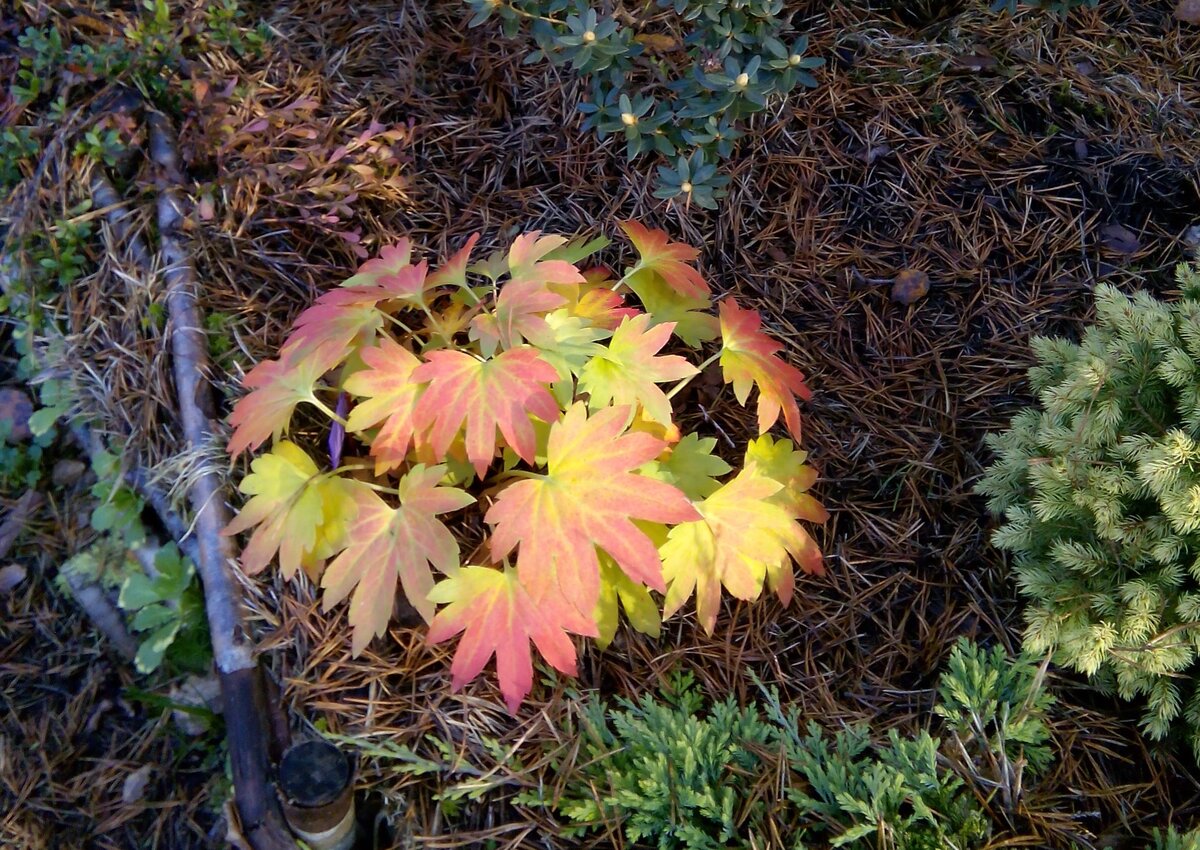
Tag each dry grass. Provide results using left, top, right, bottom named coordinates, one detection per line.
left=5, top=0, right=1200, bottom=847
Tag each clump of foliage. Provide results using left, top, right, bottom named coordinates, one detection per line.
left=0, top=127, right=38, bottom=193
left=224, top=223, right=827, bottom=709
left=534, top=639, right=1050, bottom=850
left=551, top=672, right=773, bottom=849
left=978, top=265, right=1200, bottom=758
left=464, top=0, right=823, bottom=207
left=59, top=448, right=211, bottom=674
left=11, top=0, right=268, bottom=109
left=934, top=640, right=1055, bottom=814
left=1143, top=827, right=1200, bottom=850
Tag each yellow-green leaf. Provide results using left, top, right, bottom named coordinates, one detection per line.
left=221, top=441, right=359, bottom=579
left=661, top=471, right=823, bottom=634
left=594, top=548, right=663, bottom=650
left=640, top=432, right=732, bottom=500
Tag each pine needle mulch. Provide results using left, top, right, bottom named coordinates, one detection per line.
left=5, top=0, right=1200, bottom=847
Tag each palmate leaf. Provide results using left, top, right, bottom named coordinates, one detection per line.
left=411, top=346, right=560, bottom=476
left=471, top=278, right=567, bottom=356
left=427, top=565, right=582, bottom=711
left=661, top=471, right=823, bottom=634
left=227, top=352, right=330, bottom=456
left=486, top=403, right=700, bottom=620
left=343, top=335, right=422, bottom=473
left=640, top=432, right=733, bottom=500
left=744, top=435, right=828, bottom=522
left=625, top=269, right=720, bottom=346
left=555, top=272, right=640, bottom=330
left=221, top=441, right=359, bottom=578
left=578, top=314, right=697, bottom=426
left=343, top=239, right=413, bottom=286
left=620, top=220, right=711, bottom=299
left=321, top=465, right=474, bottom=655
left=719, top=299, right=811, bottom=442
left=507, top=231, right=587, bottom=285
left=595, top=546, right=663, bottom=650
left=283, top=284, right=389, bottom=369
left=425, top=233, right=480, bottom=289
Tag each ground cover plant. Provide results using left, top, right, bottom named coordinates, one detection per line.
left=222, top=222, right=827, bottom=708
left=536, top=639, right=1045, bottom=850
left=466, top=0, right=824, bottom=207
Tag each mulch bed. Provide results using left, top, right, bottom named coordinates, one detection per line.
left=5, top=0, right=1200, bottom=846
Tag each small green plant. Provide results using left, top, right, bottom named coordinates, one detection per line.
left=0, top=426, right=51, bottom=490
left=13, top=25, right=65, bottom=104
left=554, top=671, right=773, bottom=849
left=0, top=127, right=38, bottom=193
left=465, top=0, right=823, bottom=207
left=73, top=126, right=126, bottom=168
left=117, top=543, right=211, bottom=673
left=204, top=0, right=270, bottom=57
left=59, top=448, right=212, bottom=674
left=935, top=639, right=1056, bottom=808
left=527, top=641, right=1050, bottom=850
left=979, top=265, right=1200, bottom=758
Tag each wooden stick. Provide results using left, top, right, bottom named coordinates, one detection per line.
left=0, top=490, right=43, bottom=561
left=62, top=568, right=140, bottom=661
left=71, top=423, right=203, bottom=569
left=147, top=112, right=296, bottom=850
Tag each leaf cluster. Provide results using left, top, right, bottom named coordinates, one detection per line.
left=978, top=264, right=1200, bottom=758
left=10, top=0, right=269, bottom=108
left=531, top=640, right=1050, bottom=850
left=464, top=0, right=823, bottom=208
left=59, top=449, right=211, bottom=675
left=224, top=222, right=826, bottom=709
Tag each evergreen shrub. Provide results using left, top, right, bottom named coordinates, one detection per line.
left=979, top=265, right=1200, bottom=756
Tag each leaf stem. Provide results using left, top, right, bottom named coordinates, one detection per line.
left=665, top=350, right=722, bottom=400
left=308, top=394, right=350, bottom=427
left=611, top=264, right=641, bottom=292
left=379, top=309, right=420, bottom=338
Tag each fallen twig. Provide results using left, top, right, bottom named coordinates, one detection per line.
left=61, top=568, right=140, bottom=661
left=71, top=423, right=203, bottom=568
left=0, top=490, right=44, bottom=561
left=148, top=111, right=296, bottom=850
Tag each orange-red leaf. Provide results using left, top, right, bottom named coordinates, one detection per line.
left=486, top=403, right=700, bottom=619
left=344, top=240, right=413, bottom=286
left=283, top=285, right=388, bottom=369
left=426, top=233, right=481, bottom=289
left=343, top=336, right=423, bottom=473
left=322, top=465, right=474, bottom=655
left=471, top=278, right=566, bottom=355
left=507, top=231, right=586, bottom=286
left=718, top=299, right=811, bottom=442
left=620, top=220, right=710, bottom=299
left=427, top=565, right=581, bottom=711
left=411, top=347, right=560, bottom=476
left=228, top=353, right=328, bottom=456
left=345, top=241, right=437, bottom=306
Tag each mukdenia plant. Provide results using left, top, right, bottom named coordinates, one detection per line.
left=223, top=222, right=826, bottom=709
left=978, top=265, right=1200, bottom=756
left=466, top=0, right=823, bottom=208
